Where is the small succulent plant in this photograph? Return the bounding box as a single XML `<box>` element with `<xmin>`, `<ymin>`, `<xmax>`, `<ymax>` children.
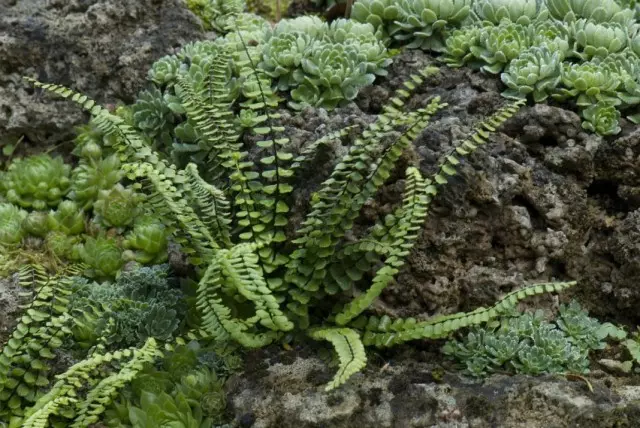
<box><xmin>392</xmin><ymin>0</ymin><xmax>473</xmax><ymax>51</ymax></box>
<box><xmin>554</xmin><ymin>61</ymin><xmax>622</xmax><ymax>107</ymax></box>
<box><xmin>70</xmin><ymin>154</ymin><xmax>124</xmax><ymax>209</ymax></box>
<box><xmin>47</xmin><ymin>200</ymin><xmax>85</xmax><ymax>235</ymax></box>
<box><xmin>132</xmin><ymin>87</ymin><xmax>177</xmax><ymax>148</ymax></box>
<box><xmin>470</xmin><ymin>21</ymin><xmax>532</xmax><ymax>74</ymax></box>
<box><xmin>443</xmin><ymin>301</ymin><xmax>610</xmax><ymax>377</ymax></box>
<box><xmin>147</xmin><ymin>55</ymin><xmax>181</xmax><ymax>87</ymax></box>
<box><xmin>78</xmin><ymin>235</ymin><xmax>124</xmax><ymax>279</ymax></box>
<box><xmin>93</xmin><ymin>184</ymin><xmax>143</xmax><ymax>229</ymax></box>
<box><xmin>546</xmin><ymin>0</ymin><xmax>635</xmax><ymax>25</ymax></box>
<box><xmin>473</xmin><ymin>0</ymin><xmax>546</xmax><ymax>25</ymax></box>
<box><xmin>573</xmin><ymin>19</ymin><xmax>629</xmax><ymax>59</ymax></box>
<box><xmin>22</xmin><ymin>211</ymin><xmax>50</xmax><ymax>238</ymax></box>
<box><xmin>442</xmin><ymin>25</ymin><xmax>481</xmax><ymax>67</ymax></box>
<box><xmin>0</xmin><ymin>203</ymin><xmax>27</xmax><ymax>246</ymax></box>
<box><xmin>350</xmin><ymin>0</ymin><xmax>401</xmax><ymax>38</ymax></box>
<box><xmin>3</xmin><ymin>154</ymin><xmax>71</xmax><ymax>210</ymax></box>
<box><xmin>581</xmin><ymin>102</ymin><xmax>622</xmax><ymax>136</ymax></box>
<box><xmin>123</xmin><ymin>218</ymin><xmax>169</xmax><ymax>265</ymax></box>
<box><xmin>501</xmin><ymin>46</ymin><xmax>562</xmax><ymax>102</ymax></box>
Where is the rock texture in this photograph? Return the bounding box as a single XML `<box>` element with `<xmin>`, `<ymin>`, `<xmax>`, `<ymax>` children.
<box><xmin>0</xmin><ymin>0</ymin><xmax>205</xmax><ymax>146</ymax></box>
<box><xmin>226</xmin><ymin>346</ymin><xmax>640</xmax><ymax>428</ymax></box>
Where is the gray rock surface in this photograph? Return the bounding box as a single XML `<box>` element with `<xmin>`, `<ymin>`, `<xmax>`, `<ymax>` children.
<box><xmin>226</xmin><ymin>347</ymin><xmax>640</xmax><ymax>428</ymax></box>
<box><xmin>0</xmin><ymin>0</ymin><xmax>204</xmax><ymax>146</ymax></box>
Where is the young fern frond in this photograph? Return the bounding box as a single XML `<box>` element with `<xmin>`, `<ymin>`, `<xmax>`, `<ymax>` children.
<box><xmin>308</xmin><ymin>327</ymin><xmax>367</xmax><ymax>391</ymax></box>
<box><xmin>174</xmin><ymin>49</ymin><xmax>240</xmax><ymax>182</ymax></box>
<box><xmin>335</xmin><ymin>167</ymin><xmax>428</xmax><ymax>325</ymax></box>
<box><xmin>69</xmin><ymin>339</ymin><xmax>162</xmax><ymax>427</ymax></box>
<box><xmin>185</xmin><ymin>163</ymin><xmax>233</xmax><ymax>248</ymax></box>
<box><xmin>24</xmin><ymin>79</ymin><xmax>163</xmax><ymax>168</ymax></box>
<box><xmin>361</xmin><ymin>281</ymin><xmax>577</xmax><ymax>347</ymax></box>
<box><xmin>21</xmin><ymin>338</ymin><xmax>162</xmax><ymax>428</ymax></box>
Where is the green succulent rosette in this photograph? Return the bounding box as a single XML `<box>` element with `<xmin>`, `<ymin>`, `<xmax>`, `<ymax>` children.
<box><xmin>581</xmin><ymin>101</ymin><xmax>622</xmax><ymax>136</ymax></box>
<box><xmin>572</xmin><ymin>19</ymin><xmax>628</xmax><ymax>60</ymax></box>
<box><xmin>78</xmin><ymin>235</ymin><xmax>124</xmax><ymax>279</ymax></box>
<box><xmin>3</xmin><ymin>154</ymin><xmax>71</xmax><ymax>210</ymax></box>
<box><xmin>470</xmin><ymin>21</ymin><xmax>532</xmax><ymax>74</ymax></box>
<box><xmin>553</xmin><ymin>61</ymin><xmax>622</xmax><ymax>106</ymax></box>
<box><xmin>392</xmin><ymin>0</ymin><xmax>473</xmax><ymax>51</ymax></box>
<box><xmin>94</xmin><ymin>184</ymin><xmax>143</xmax><ymax>229</ymax></box>
<box><xmin>70</xmin><ymin>154</ymin><xmax>124</xmax><ymax>209</ymax></box>
<box><xmin>546</xmin><ymin>0</ymin><xmax>635</xmax><ymax>25</ymax></box>
<box><xmin>47</xmin><ymin>200</ymin><xmax>85</xmax><ymax>235</ymax></box>
<box><xmin>501</xmin><ymin>46</ymin><xmax>562</xmax><ymax>102</ymax></box>
<box><xmin>350</xmin><ymin>0</ymin><xmax>401</xmax><ymax>39</ymax></box>
<box><xmin>0</xmin><ymin>203</ymin><xmax>27</xmax><ymax>246</ymax></box>
<box><xmin>442</xmin><ymin>25</ymin><xmax>481</xmax><ymax>67</ymax></box>
<box><xmin>123</xmin><ymin>218</ymin><xmax>170</xmax><ymax>265</ymax></box>
<box><xmin>473</xmin><ymin>0</ymin><xmax>547</xmax><ymax>25</ymax></box>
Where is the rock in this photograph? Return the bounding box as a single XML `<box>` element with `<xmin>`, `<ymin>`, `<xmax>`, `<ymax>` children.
<box><xmin>226</xmin><ymin>348</ymin><xmax>640</xmax><ymax>428</ymax></box>
<box><xmin>0</xmin><ymin>274</ymin><xmax>22</xmax><ymax>344</ymax></box>
<box><xmin>0</xmin><ymin>0</ymin><xmax>204</xmax><ymax>146</ymax></box>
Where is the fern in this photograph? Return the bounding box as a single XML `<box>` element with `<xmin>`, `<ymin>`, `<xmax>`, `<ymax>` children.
<box><xmin>21</xmin><ymin>338</ymin><xmax>161</xmax><ymax>428</ymax></box>
<box><xmin>25</xmin><ymin>64</ymin><xmax>574</xmax><ymax>392</ymax></box>
<box><xmin>0</xmin><ymin>265</ymin><xmax>81</xmax><ymax>424</ymax></box>
<box><xmin>308</xmin><ymin>327</ymin><xmax>367</xmax><ymax>391</ymax></box>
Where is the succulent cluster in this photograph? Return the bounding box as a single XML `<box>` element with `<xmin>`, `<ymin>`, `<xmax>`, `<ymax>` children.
<box><xmin>0</xmin><ymin>141</ymin><xmax>165</xmax><ymax>278</ymax></box>
<box><xmin>262</xmin><ymin>17</ymin><xmax>391</xmax><ymax>109</ymax></box>
<box><xmin>443</xmin><ymin>301</ymin><xmax>615</xmax><ymax>377</ymax></box>
<box><xmin>352</xmin><ymin>0</ymin><xmax>473</xmax><ymax>51</ymax></box>
<box><xmin>70</xmin><ymin>265</ymin><xmax>185</xmax><ymax>347</ymax></box>
<box><xmin>435</xmin><ymin>0</ymin><xmax>640</xmax><ymax>136</ymax></box>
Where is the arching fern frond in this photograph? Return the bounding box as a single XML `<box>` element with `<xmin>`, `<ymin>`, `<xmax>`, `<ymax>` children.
<box><xmin>21</xmin><ymin>338</ymin><xmax>161</xmax><ymax>428</ymax></box>
<box><xmin>308</xmin><ymin>327</ymin><xmax>367</xmax><ymax>391</ymax></box>
<box><xmin>335</xmin><ymin>167</ymin><xmax>428</xmax><ymax>325</ymax></box>
<box><xmin>122</xmin><ymin>162</ymin><xmax>216</xmax><ymax>264</ymax></box>
<box><xmin>185</xmin><ymin>163</ymin><xmax>233</xmax><ymax>248</ymax></box>
<box><xmin>361</xmin><ymin>281</ymin><xmax>577</xmax><ymax>347</ymax></box>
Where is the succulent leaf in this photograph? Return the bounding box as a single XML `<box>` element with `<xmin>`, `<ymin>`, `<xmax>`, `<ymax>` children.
<box><xmin>0</xmin><ymin>203</ymin><xmax>27</xmax><ymax>246</ymax></box>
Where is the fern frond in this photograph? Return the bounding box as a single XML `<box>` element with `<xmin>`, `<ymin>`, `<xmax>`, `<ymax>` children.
<box><xmin>309</xmin><ymin>327</ymin><xmax>367</xmax><ymax>391</ymax></box>
<box><xmin>361</xmin><ymin>281</ymin><xmax>577</xmax><ymax>347</ymax></box>
<box><xmin>431</xmin><ymin>99</ymin><xmax>526</xmax><ymax>186</ymax></box>
<box><xmin>185</xmin><ymin>163</ymin><xmax>233</xmax><ymax>247</ymax></box>
<box><xmin>24</xmin><ymin>79</ymin><xmax>161</xmax><ymax>167</ymax></box>
<box><xmin>69</xmin><ymin>338</ymin><xmax>162</xmax><ymax>427</ymax></box>
<box><xmin>0</xmin><ymin>266</ymin><xmax>80</xmax><ymax>422</ymax></box>
<box><xmin>335</xmin><ymin>167</ymin><xmax>428</xmax><ymax>325</ymax></box>
<box><xmin>196</xmin><ymin>249</ymin><xmax>278</xmax><ymax>348</ymax></box>
<box><xmin>123</xmin><ymin>162</ymin><xmax>216</xmax><ymax>264</ymax></box>
<box><xmin>286</xmin><ymin>97</ymin><xmax>444</xmax><ymax>298</ymax></box>
<box><xmin>22</xmin><ymin>338</ymin><xmax>161</xmax><ymax>428</ymax></box>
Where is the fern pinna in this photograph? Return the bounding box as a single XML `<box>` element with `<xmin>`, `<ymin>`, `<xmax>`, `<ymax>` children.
<box><xmin>25</xmin><ymin>67</ymin><xmax>575</xmax><ymax>391</ymax></box>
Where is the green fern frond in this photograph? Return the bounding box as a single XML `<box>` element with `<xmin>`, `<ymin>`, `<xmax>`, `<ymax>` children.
<box><xmin>309</xmin><ymin>327</ymin><xmax>367</xmax><ymax>391</ymax></box>
<box><xmin>432</xmin><ymin>99</ymin><xmax>526</xmax><ymax>186</ymax></box>
<box><xmin>21</xmin><ymin>338</ymin><xmax>161</xmax><ymax>428</ymax></box>
<box><xmin>335</xmin><ymin>167</ymin><xmax>429</xmax><ymax>325</ymax></box>
<box><xmin>185</xmin><ymin>163</ymin><xmax>233</xmax><ymax>247</ymax></box>
<box><xmin>0</xmin><ymin>265</ymin><xmax>81</xmax><ymax>422</ymax></box>
<box><xmin>69</xmin><ymin>338</ymin><xmax>162</xmax><ymax>427</ymax></box>
<box><xmin>196</xmin><ymin>249</ymin><xmax>278</xmax><ymax>347</ymax></box>
<box><xmin>286</xmin><ymin>96</ymin><xmax>444</xmax><ymax>298</ymax></box>
<box><xmin>123</xmin><ymin>162</ymin><xmax>216</xmax><ymax>264</ymax></box>
<box><xmin>361</xmin><ymin>281</ymin><xmax>577</xmax><ymax>347</ymax></box>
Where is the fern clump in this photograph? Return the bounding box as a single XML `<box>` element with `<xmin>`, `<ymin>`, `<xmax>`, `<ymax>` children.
<box><xmin>443</xmin><ymin>301</ymin><xmax>614</xmax><ymax>377</ymax></box>
<box><xmin>3</xmin><ymin>154</ymin><xmax>71</xmax><ymax>210</ymax></box>
<box><xmin>25</xmin><ymin>61</ymin><xmax>580</xmax><ymax>391</ymax></box>
<box><xmin>0</xmin><ymin>266</ymin><xmax>81</xmax><ymax>425</ymax></box>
